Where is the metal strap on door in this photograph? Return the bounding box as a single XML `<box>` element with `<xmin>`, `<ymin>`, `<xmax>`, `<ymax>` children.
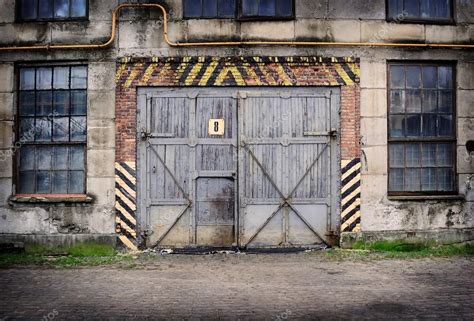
<box><xmin>241</xmin><ymin>142</ymin><xmax>330</xmax><ymax>247</ymax></box>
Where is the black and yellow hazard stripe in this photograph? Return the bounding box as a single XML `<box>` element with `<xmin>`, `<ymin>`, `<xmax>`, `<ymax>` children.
<box><xmin>341</xmin><ymin>159</ymin><xmax>361</xmax><ymax>233</ymax></box>
<box><xmin>115</xmin><ymin>162</ymin><xmax>138</xmax><ymax>251</ymax></box>
<box><xmin>116</xmin><ymin>56</ymin><xmax>360</xmax><ymax>88</ymax></box>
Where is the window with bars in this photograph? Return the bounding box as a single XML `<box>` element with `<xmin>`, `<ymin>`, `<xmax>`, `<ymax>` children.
<box><xmin>387</xmin><ymin>0</ymin><xmax>453</xmax><ymax>23</ymax></box>
<box><xmin>183</xmin><ymin>0</ymin><xmax>294</xmax><ymax>19</ymax></box>
<box><xmin>18</xmin><ymin>0</ymin><xmax>88</xmax><ymax>21</ymax></box>
<box><xmin>388</xmin><ymin>63</ymin><xmax>456</xmax><ymax>194</ymax></box>
<box><xmin>17</xmin><ymin>65</ymin><xmax>87</xmax><ymax>195</ymax></box>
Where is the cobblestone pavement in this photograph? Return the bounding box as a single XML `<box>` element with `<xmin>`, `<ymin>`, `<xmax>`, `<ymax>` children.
<box><xmin>0</xmin><ymin>254</ymin><xmax>473</xmax><ymax>320</ymax></box>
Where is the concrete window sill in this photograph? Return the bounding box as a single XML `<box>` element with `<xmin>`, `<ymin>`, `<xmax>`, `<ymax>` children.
<box><xmin>387</xmin><ymin>195</ymin><xmax>465</xmax><ymax>201</ymax></box>
<box><xmin>9</xmin><ymin>194</ymin><xmax>93</xmax><ymax>205</ymax></box>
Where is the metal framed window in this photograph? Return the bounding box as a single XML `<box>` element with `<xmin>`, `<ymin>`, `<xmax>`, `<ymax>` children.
<box><xmin>239</xmin><ymin>0</ymin><xmax>294</xmax><ymax>19</ymax></box>
<box><xmin>387</xmin><ymin>0</ymin><xmax>454</xmax><ymax>24</ymax></box>
<box><xmin>388</xmin><ymin>62</ymin><xmax>456</xmax><ymax>195</ymax></box>
<box><xmin>183</xmin><ymin>0</ymin><xmax>294</xmax><ymax>19</ymax></box>
<box><xmin>17</xmin><ymin>0</ymin><xmax>88</xmax><ymax>21</ymax></box>
<box><xmin>16</xmin><ymin>64</ymin><xmax>87</xmax><ymax>195</ymax></box>
<box><xmin>183</xmin><ymin>0</ymin><xmax>237</xmax><ymax>18</ymax></box>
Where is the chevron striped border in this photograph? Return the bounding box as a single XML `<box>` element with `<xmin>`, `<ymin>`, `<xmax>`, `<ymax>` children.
<box><xmin>115</xmin><ymin>56</ymin><xmax>360</xmax><ymax>89</ymax></box>
<box><xmin>341</xmin><ymin>159</ymin><xmax>361</xmax><ymax>233</ymax></box>
<box><xmin>115</xmin><ymin>162</ymin><xmax>138</xmax><ymax>251</ymax></box>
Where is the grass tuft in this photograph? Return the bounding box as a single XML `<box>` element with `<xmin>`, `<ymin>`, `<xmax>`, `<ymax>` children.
<box><xmin>0</xmin><ymin>242</ymin><xmax>125</xmax><ymax>268</ymax></box>
<box><xmin>25</xmin><ymin>242</ymin><xmax>116</xmax><ymax>257</ymax></box>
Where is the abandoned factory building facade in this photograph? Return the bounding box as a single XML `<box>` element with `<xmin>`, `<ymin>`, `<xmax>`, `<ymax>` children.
<box><xmin>0</xmin><ymin>0</ymin><xmax>472</xmax><ymax>250</ymax></box>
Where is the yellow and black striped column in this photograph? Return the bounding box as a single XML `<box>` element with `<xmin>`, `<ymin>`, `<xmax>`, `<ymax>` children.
<box><xmin>341</xmin><ymin>159</ymin><xmax>361</xmax><ymax>233</ymax></box>
<box><xmin>115</xmin><ymin>162</ymin><xmax>138</xmax><ymax>251</ymax></box>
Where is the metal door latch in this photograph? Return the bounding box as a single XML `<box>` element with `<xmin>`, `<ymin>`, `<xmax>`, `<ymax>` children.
<box><xmin>140</xmin><ymin>127</ymin><xmax>150</xmax><ymax>140</ymax></box>
<box><xmin>329</xmin><ymin>128</ymin><xmax>338</xmax><ymax>137</ymax></box>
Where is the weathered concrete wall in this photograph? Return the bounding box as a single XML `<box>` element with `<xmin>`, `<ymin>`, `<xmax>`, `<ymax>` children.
<box><xmin>0</xmin><ymin>61</ymin><xmax>117</xmax><ymax>246</ymax></box>
<box><xmin>0</xmin><ymin>0</ymin><xmax>472</xmax><ymax>247</ymax></box>
<box><xmin>359</xmin><ymin>59</ymin><xmax>474</xmax><ymax>233</ymax></box>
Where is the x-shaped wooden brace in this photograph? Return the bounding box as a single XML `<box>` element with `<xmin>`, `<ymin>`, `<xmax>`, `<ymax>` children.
<box><xmin>149</xmin><ymin>144</ymin><xmax>193</xmax><ymax>248</ymax></box>
<box><xmin>243</xmin><ymin>143</ymin><xmax>329</xmax><ymax>247</ymax></box>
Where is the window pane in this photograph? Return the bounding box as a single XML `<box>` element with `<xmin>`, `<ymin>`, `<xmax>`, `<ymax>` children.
<box><xmin>36</xmin><ymin>68</ymin><xmax>52</xmax><ymax>90</ymax></box>
<box><xmin>422</xmin><ymin>66</ymin><xmax>437</xmax><ymax>88</ymax></box>
<box><xmin>406</xmin><ymin>66</ymin><xmax>421</xmax><ymax>89</ymax></box>
<box><xmin>38</xmin><ymin>0</ymin><xmax>53</xmax><ymax>18</ymax></box>
<box><xmin>435</xmin><ymin>0</ymin><xmax>449</xmax><ymax>17</ymax></box>
<box><xmin>406</xmin><ymin>144</ymin><xmax>421</xmax><ymax>167</ymax></box>
<box><xmin>390</xmin><ymin>90</ymin><xmax>405</xmax><ymax>113</ymax></box>
<box><xmin>53</xmin><ymin>91</ymin><xmax>70</xmax><ymax>115</ymax></box>
<box><xmin>53</xmin><ymin>67</ymin><xmax>69</xmax><ymax>89</ymax></box>
<box><xmin>438</xmin><ymin>66</ymin><xmax>452</xmax><ymax>89</ymax></box>
<box><xmin>35</xmin><ymin>117</ymin><xmax>52</xmax><ymax>141</ymax></box>
<box><xmin>422</xmin><ymin>114</ymin><xmax>437</xmax><ymax>137</ymax></box>
<box><xmin>389</xmin><ymin>115</ymin><xmax>405</xmax><ymax>137</ymax></box>
<box><xmin>184</xmin><ymin>0</ymin><xmax>201</xmax><ymax>17</ymax></box>
<box><xmin>389</xmin><ymin>144</ymin><xmax>404</xmax><ymax>168</ymax></box>
<box><xmin>437</xmin><ymin>168</ymin><xmax>453</xmax><ymax>191</ymax></box>
<box><xmin>19</xmin><ymin>92</ymin><xmax>36</xmax><ymax>116</ymax></box>
<box><xmin>36</xmin><ymin>91</ymin><xmax>53</xmax><ymax>116</ymax></box>
<box><xmin>405</xmin><ymin>168</ymin><xmax>421</xmax><ymax>191</ymax></box>
<box><xmin>19</xmin><ymin>171</ymin><xmax>36</xmax><ymax>193</ymax></box>
<box><xmin>388</xmin><ymin>0</ymin><xmax>403</xmax><ymax>18</ymax></box>
<box><xmin>36</xmin><ymin>171</ymin><xmax>51</xmax><ymax>193</ymax></box>
<box><xmin>438</xmin><ymin>115</ymin><xmax>453</xmax><ymax>136</ymax></box>
<box><xmin>390</xmin><ymin>66</ymin><xmax>405</xmax><ymax>88</ymax></box>
<box><xmin>260</xmin><ymin>0</ymin><xmax>276</xmax><ymax>16</ymax></box>
<box><xmin>422</xmin><ymin>144</ymin><xmax>436</xmax><ymax>167</ymax></box>
<box><xmin>276</xmin><ymin>0</ymin><xmax>293</xmax><ymax>16</ymax></box>
<box><xmin>53</xmin><ymin>146</ymin><xmax>68</xmax><ymax>170</ymax></box>
<box><xmin>52</xmin><ymin>171</ymin><xmax>68</xmax><ymax>193</ymax></box>
<box><xmin>242</xmin><ymin>0</ymin><xmax>259</xmax><ymax>15</ymax></box>
<box><xmin>20</xmin><ymin>118</ymin><xmax>35</xmax><ymax>141</ymax></box>
<box><xmin>21</xmin><ymin>0</ymin><xmax>38</xmax><ymax>19</ymax></box>
<box><xmin>202</xmin><ymin>0</ymin><xmax>217</xmax><ymax>16</ymax></box>
<box><xmin>422</xmin><ymin>90</ymin><xmax>437</xmax><ymax>113</ymax></box>
<box><xmin>70</xmin><ymin>116</ymin><xmax>86</xmax><ymax>141</ymax></box>
<box><xmin>420</xmin><ymin>0</ymin><xmax>436</xmax><ymax>18</ymax></box>
<box><xmin>70</xmin><ymin>146</ymin><xmax>85</xmax><ymax>170</ymax></box>
<box><xmin>53</xmin><ymin>117</ymin><xmax>70</xmax><ymax>142</ymax></box>
<box><xmin>36</xmin><ymin>146</ymin><xmax>52</xmax><ymax>170</ymax></box>
<box><xmin>437</xmin><ymin>143</ymin><xmax>453</xmax><ymax>166</ymax></box>
<box><xmin>404</xmin><ymin>0</ymin><xmax>420</xmax><ymax>17</ymax></box>
<box><xmin>20</xmin><ymin>68</ymin><xmax>35</xmax><ymax>90</ymax></box>
<box><xmin>69</xmin><ymin>171</ymin><xmax>85</xmax><ymax>193</ymax></box>
<box><xmin>70</xmin><ymin>0</ymin><xmax>86</xmax><ymax>17</ymax></box>
<box><xmin>54</xmin><ymin>0</ymin><xmax>69</xmax><ymax>18</ymax></box>
<box><xmin>438</xmin><ymin>91</ymin><xmax>453</xmax><ymax>113</ymax></box>
<box><xmin>71</xmin><ymin>90</ymin><xmax>87</xmax><ymax>115</ymax></box>
<box><xmin>20</xmin><ymin>146</ymin><xmax>35</xmax><ymax>171</ymax></box>
<box><xmin>218</xmin><ymin>0</ymin><xmax>236</xmax><ymax>17</ymax></box>
<box><xmin>421</xmin><ymin>168</ymin><xmax>437</xmax><ymax>191</ymax></box>
<box><xmin>389</xmin><ymin>168</ymin><xmax>404</xmax><ymax>191</ymax></box>
<box><xmin>406</xmin><ymin>114</ymin><xmax>421</xmax><ymax>136</ymax></box>
<box><xmin>71</xmin><ymin>66</ymin><xmax>87</xmax><ymax>89</ymax></box>
<box><xmin>405</xmin><ymin>90</ymin><xmax>421</xmax><ymax>113</ymax></box>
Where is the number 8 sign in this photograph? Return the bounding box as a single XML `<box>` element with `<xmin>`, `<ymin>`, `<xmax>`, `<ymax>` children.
<box><xmin>208</xmin><ymin>119</ymin><xmax>225</xmax><ymax>136</ymax></box>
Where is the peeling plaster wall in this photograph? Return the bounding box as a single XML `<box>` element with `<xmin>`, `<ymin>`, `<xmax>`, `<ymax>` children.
<box><xmin>0</xmin><ymin>0</ymin><xmax>473</xmax><ymax>245</ymax></box>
